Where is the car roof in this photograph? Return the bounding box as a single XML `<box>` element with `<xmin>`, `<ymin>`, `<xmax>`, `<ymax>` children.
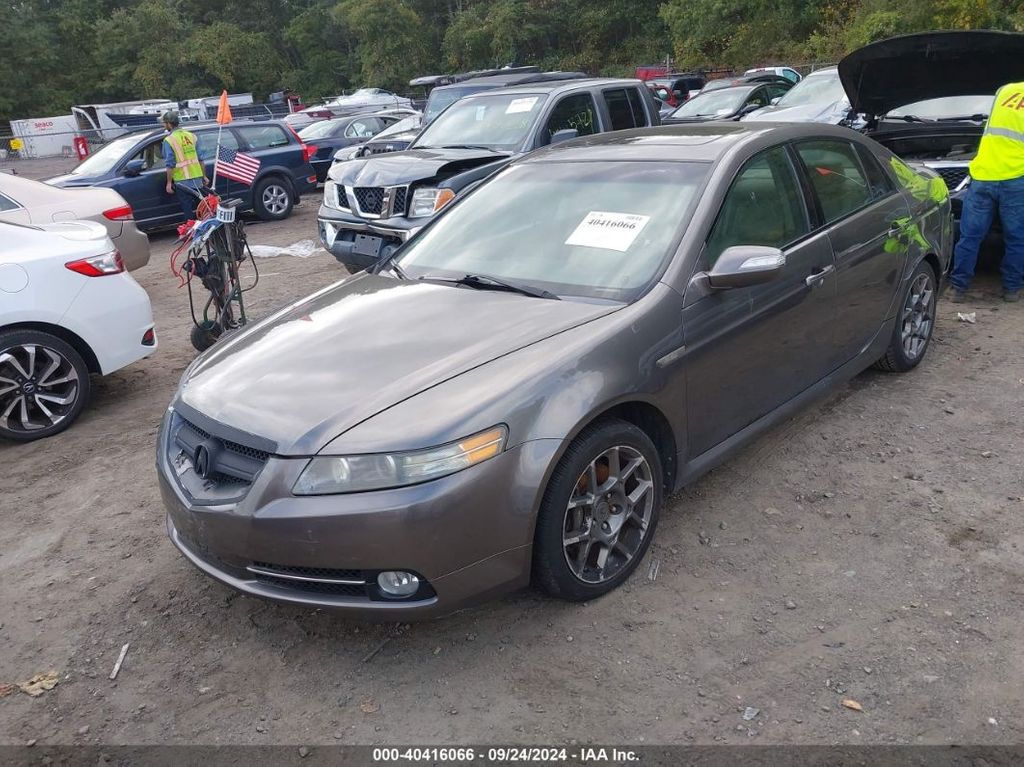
<box><xmin>462</xmin><ymin>77</ymin><xmax>644</xmax><ymax>98</ymax></box>
<box><xmin>519</xmin><ymin>122</ymin><xmax>865</xmax><ymax>164</ymax></box>
<box><xmin>126</xmin><ymin>118</ymin><xmax>293</xmax><ymax>141</ymax></box>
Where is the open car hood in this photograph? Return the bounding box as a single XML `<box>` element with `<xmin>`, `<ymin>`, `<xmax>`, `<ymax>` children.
<box><xmin>839</xmin><ymin>31</ymin><xmax>1024</xmax><ymax>118</ymax></box>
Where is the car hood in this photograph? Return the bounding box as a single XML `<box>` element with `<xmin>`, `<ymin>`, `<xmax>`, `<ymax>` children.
<box><xmin>741</xmin><ymin>100</ymin><xmax>847</xmax><ymax>123</ymax></box>
<box><xmin>328</xmin><ymin>146</ymin><xmax>511</xmax><ymax>187</ymax></box>
<box><xmin>839</xmin><ymin>30</ymin><xmax>1024</xmax><ymax>118</ymax></box>
<box><xmin>177</xmin><ymin>273</ymin><xmax>618</xmax><ymax>455</ymax></box>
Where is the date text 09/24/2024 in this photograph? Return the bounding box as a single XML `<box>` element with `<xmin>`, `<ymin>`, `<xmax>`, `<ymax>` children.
<box><xmin>372</xmin><ymin>747</ymin><xmax>640</xmax><ymax>763</ymax></box>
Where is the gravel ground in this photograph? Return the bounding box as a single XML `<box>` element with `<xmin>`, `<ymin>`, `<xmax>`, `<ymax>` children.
<box><xmin>1</xmin><ymin>158</ymin><xmax>1022</xmax><ymax>747</ymax></box>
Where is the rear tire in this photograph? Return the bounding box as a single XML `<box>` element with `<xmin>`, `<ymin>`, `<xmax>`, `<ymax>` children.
<box><xmin>253</xmin><ymin>176</ymin><xmax>294</xmax><ymax>221</ymax></box>
<box><xmin>874</xmin><ymin>260</ymin><xmax>937</xmax><ymax>372</ymax></box>
<box><xmin>0</xmin><ymin>329</ymin><xmax>91</xmax><ymax>442</ymax></box>
<box><xmin>532</xmin><ymin>419</ymin><xmax>663</xmax><ymax>602</ymax></box>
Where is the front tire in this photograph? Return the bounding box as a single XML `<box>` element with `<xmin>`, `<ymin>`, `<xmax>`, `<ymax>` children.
<box><xmin>874</xmin><ymin>260</ymin><xmax>937</xmax><ymax>372</ymax></box>
<box><xmin>0</xmin><ymin>329</ymin><xmax>91</xmax><ymax>442</ymax></box>
<box><xmin>253</xmin><ymin>176</ymin><xmax>294</xmax><ymax>221</ymax></box>
<box><xmin>533</xmin><ymin>419</ymin><xmax>663</xmax><ymax>601</ymax></box>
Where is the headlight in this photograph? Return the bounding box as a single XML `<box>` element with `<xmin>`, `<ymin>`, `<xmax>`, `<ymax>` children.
<box><xmin>293</xmin><ymin>425</ymin><xmax>507</xmax><ymax>495</ymax></box>
<box><xmin>323</xmin><ymin>181</ymin><xmax>347</xmax><ymax>210</ymax></box>
<box><xmin>409</xmin><ymin>187</ymin><xmax>456</xmax><ymax>218</ymax></box>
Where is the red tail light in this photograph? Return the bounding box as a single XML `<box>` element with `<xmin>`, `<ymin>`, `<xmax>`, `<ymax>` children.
<box><xmin>102</xmin><ymin>204</ymin><xmax>134</xmax><ymax>221</ymax></box>
<box><xmin>65</xmin><ymin>250</ymin><xmax>125</xmax><ymax>277</ymax></box>
<box><xmin>302</xmin><ymin>144</ymin><xmax>317</xmax><ymax>163</ymax></box>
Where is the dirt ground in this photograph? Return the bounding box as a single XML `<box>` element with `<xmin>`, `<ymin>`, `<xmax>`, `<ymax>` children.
<box><xmin>1</xmin><ymin>158</ymin><xmax>1023</xmax><ymax>748</ymax></box>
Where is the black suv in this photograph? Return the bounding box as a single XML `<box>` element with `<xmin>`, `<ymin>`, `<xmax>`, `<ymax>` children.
<box><xmin>319</xmin><ymin>77</ymin><xmax>660</xmax><ymax>270</ymax></box>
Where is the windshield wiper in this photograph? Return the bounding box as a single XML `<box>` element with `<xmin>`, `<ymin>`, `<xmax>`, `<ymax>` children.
<box><xmin>419</xmin><ymin>272</ymin><xmax>559</xmax><ymax>300</ymax></box>
<box><xmin>439</xmin><ymin>144</ymin><xmax>502</xmax><ymax>151</ymax></box>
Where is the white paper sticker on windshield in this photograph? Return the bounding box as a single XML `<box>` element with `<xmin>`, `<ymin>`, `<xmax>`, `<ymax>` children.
<box><xmin>565</xmin><ymin>211</ymin><xmax>651</xmax><ymax>252</ymax></box>
<box><xmin>505</xmin><ymin>97</ymin><xmax>539</xmax><ymax>114</ymax></box>
<box><xmin>475</xmin><ymin>106</ymin><xmax>487</xmax><ymax>121</ymax></box>
<box><xmin>716</xmin><ymin>108</ymin><xmax>733</xmax><ymax>115</ymax></box>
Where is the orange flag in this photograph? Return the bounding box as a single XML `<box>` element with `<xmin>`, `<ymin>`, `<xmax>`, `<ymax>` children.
<box><xmin>216</xmin><ymin>90</ymin><xmax>233</xmax><ymax>124</ymax></box>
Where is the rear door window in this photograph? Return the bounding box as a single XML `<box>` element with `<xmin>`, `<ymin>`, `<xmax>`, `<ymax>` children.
<box><xmin>794</xmin><ymin>140</ymin><xmax>874</xmax><ymax>223</ymax></box>
<box><xmin>545</xmin><ymin>93</ymin><xmax>599</xmax><ymax>141</ymax></box>
<box><xmin>603</xmin><ymin>88</ymin><xmax>646</xmax><ymax>130</ymax></box>
<box><xmin>236</xmin><ymin>125</ymin><xmax>290</xmax><ymax>150</ymax></box>
<box><xmin>0</xmin><ymin>192</ymin><xmax>21</xmax><ymax>211</ymax></box>
<box><xmin>196</xmin><ymin>130</ymin><xmax>239</xmax><ymax>161</ymax></box>
<box><xmin>855</xmin><ymin>144</ymin><xmax>895</xmax><ymax>200</ymax></box>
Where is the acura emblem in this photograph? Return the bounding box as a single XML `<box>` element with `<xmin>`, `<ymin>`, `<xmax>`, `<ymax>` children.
<box><xmin>193</xmin><ymin>444</ymin><xmax>214</xmax><ymax>480</ymax></box>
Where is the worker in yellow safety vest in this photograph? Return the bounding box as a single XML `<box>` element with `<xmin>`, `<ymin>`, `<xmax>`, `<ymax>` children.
<box><xmin>161</xmin><ymin>111</ymin><xmax>208</xmax><ymax>219</ymax></box>
<box><xmin>950</xmin><ymin>82</ymin><xmax>1024</xmax><ymax>303</ymax></box>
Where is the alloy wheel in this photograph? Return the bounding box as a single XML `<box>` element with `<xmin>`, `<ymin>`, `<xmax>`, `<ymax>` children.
<box><xmin>901</xmin><ymin>272</ymin><xmax>934</xmax><ymax>361</ymax></box>
<box><xmin>0</xmin><ymin>344</ymin><xmax>80</xmax><ymax>435</ymax></box>
<box><xmin>562</xmin><ymin>445</ymin><xmax>655</xmax><ymax>584</ymax></box>
<box><xmin>262</xmin><ymin>184</ymin><xmax>289</xmax><ymax>215</ymax></box>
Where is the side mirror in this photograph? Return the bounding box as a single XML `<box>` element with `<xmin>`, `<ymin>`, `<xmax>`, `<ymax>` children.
<box><xmin>550</xmin><ymin>128</ymin><xmax>579</xmax><ymax>146</ymax></box>
<box><xmin>122</xmin><ymin>159</ymin><xmax>145</xmax><ymax>177</ymax></box>
<box><xmin>708</xmin><ymin>246</ymin><xmax>785</xmax><ymax>289</ymax></box>
<box><xmin>740</xmin><ymin>103</ymin><xmax>763</xmax><ymax>116</ymax></box>
<box><xmin>770</xmin><ymin>96</ymin><xmax>782</xmax><ymax>105</ymax></box>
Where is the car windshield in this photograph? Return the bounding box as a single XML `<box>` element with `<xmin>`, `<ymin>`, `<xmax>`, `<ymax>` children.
<box><xmin>886</xmin><ymin>95</ymin><xmax>993</xmax><ymax>120</ymax></box>
<box><xmin>423</xmin><ymin>85</ymin><xmax>492</xmax><ymax>123</ymax></box>
<box><xmin>671</xmin><ymin>88</ymin><xmax>751</xmax><ymax>118</ymax></box>
<box><xmin>775</xmin><ymin>70</ymin><xmax>844</xmax><ymax>107</ymax></box>
<box><xmin>414</xmin><ymin>92</ymin><xmax>547</xmax><ymax>151</ymax></box>
<box><xmin>68</xmin><ymin>134</ymin><xmax>144</xmax><ymax>176</ymax></box>
<box><xmin>374</xmin><ymin>116</ymin><xmax>419</xmax><ymax>139</ymax></box>
<box><xmin>394</xmin><ymin>161</ymin><xmax>710</xmax><ymax>301</ymax></box>
<box><xmin>299</xmin><ymin>120</ymin><xmax>343</xmax><ymax>140</ymax></box>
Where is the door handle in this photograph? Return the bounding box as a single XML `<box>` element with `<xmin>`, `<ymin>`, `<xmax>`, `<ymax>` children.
<box><xmin>887</xmin><ymin>220</ymin><xmax>905</xmax><ymax>237</ymax></box>
<box><xmin>805</xmin><ymin>265</ymin><xmax>835</xmax><ymax>288</ymax></box>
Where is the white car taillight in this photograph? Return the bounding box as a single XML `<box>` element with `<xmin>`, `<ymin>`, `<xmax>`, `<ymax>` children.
<box><xmin>65</xmin><ymin>250</ymin><xmax>125</xmax><ymax>277</ymax></box>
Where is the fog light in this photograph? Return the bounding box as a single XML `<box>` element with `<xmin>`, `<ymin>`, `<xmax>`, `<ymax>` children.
<box><xmin>377</xmin><ymin>571</ymin><xmax>419</xmax><ymax>598</ymax></box>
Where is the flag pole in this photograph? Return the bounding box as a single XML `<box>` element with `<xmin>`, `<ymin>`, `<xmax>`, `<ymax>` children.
<box><xmin>211</xmin><ymin>89</ymin><xmax>232</xmax><ymax>194</ymax></box>
<box><xmin>211</xmin><ymin>122</ymin><xmax>223</xmax><ymax>193</ymax></box>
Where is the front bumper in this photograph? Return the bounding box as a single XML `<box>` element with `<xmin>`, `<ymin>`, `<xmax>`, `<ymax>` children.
<box><xmin>157</xmin><ymin>407</ymin><xmax>561</xmax><ymax>619</ymax></box>
<box><xmin>317</xmin><ymin>204</ymin><xmax>420</xmax><ymax>271</ymax></box>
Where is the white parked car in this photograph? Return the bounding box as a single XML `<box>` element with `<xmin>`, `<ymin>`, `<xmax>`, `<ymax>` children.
<box><xmin>285</xmin><ymin>89</ymin><xmax>414</xmax><ymax>130</ymax></box>
<box><xmin>0</xmin><ymin>220</ymin><xmax>156</xmax><ymax>441</ymax></box>
<box><xmin>0</xmin><ymin>171</ymin><xmax>151</xmax><ymax>271</ymax></box>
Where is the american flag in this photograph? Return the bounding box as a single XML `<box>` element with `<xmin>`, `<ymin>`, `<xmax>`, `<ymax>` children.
<box><xmin>215</xmin><ymin>146</ymin><xmax>261</xmax><ymax>186</ymax></box>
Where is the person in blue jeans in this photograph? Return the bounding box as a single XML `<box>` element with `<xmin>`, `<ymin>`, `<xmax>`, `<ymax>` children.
<box><xmin>950</xmin><ymin>82</ymin><xmax>1024</xmax><ymax>303</ymax></box>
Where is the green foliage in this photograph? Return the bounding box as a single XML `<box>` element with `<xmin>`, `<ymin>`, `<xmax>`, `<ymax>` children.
<box><xmin>2</xmin><ymin>0</ymin><xmax>1023</xmax><ymax>121</ymax></box>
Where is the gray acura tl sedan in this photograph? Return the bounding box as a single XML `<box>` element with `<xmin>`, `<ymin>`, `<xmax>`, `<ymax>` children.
<box><xmin>158</xmin><ymin>123</ymin><xmax>951</xmax><ymax>619</ymax></box>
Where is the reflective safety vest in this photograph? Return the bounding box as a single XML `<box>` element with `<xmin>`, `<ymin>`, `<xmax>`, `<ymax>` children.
<box><xmin>969</xmin><ymin>82</ymin><xmax>1024</xmax><ymax>182</ymax></box>
<box><xmin>164</xmin><ymin>128</ymin><xmax>203</xmax><ymax>182</ymax></box>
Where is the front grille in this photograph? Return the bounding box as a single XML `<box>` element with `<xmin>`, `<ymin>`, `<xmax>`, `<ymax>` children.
<box><xmin>393</xmin><ymin>187</ymin><xmax>408</xmax><ymax>217</ymax></box>
<box><xmin>251</xmin><ymin>562</ymin><xmax>361</xmax><ymax>581</ymax></box>
<box><xmin>354</xmin><ymin>187</ymin><xmax>384</xmax><ymax>215</ymax></box>
<box><xmin>935</xmin><ymin>166</ymin><xmax>968</xmax><ymax>189</ymax></box>
<box><xmin>170</xmin><ymin>416</ymin><xmax>270</xmax><ymax>499</ymax></box>
<box><xmin>179</xmin><ymin>418</ymin><xmax>269</xmax><ymax>464</ymax></box>
<box><xmin>336</xmin><ymin>184</ymin><xmax>350</xmax><ymax>210</ymax></box>
<box><xmin>367</xmin><ymin>141</ymin><xmax>409</xmax><ymax>155</ymax></box>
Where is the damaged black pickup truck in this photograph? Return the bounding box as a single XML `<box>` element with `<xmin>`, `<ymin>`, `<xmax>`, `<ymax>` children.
<box><xmin>839</xmin><ymin>29</ymin><xmax>1024</xmax><ymax>233</ymax></box>
<box><xmin>318</xmin><ymin>75</ymin><xmax>660</xmax><ymax>271</ymax></box>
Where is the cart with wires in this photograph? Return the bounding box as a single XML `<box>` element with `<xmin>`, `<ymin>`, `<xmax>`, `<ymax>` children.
<box><xmin>171</xmin><ymin>187</ymin><xmax>260</xmax><ymax>352</ymax></box>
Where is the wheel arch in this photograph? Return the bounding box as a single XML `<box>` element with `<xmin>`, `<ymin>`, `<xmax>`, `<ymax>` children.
<box><xmin>0</xmin><ymin>321</ymin><xmax>100</xmax><ymax>374</ymax></box>
<box><xmin>542</xmin><ymin>398</ymin><xmax>679</xmax><ymax>499</ymax></box>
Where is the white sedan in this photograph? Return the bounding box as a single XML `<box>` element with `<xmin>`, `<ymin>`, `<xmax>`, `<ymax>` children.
<box><xmin>0</xmin><ymin>220</ymin><xmax>156</xmax><ymax>441</ymax></box>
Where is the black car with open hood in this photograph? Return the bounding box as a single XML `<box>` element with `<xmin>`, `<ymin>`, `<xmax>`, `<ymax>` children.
<box><xmin>317</xmin><ymin>76</ymin><xmax>660</xmax><ymax>271</ymax></box>
<box><xmin>839</xmin><ymin>31</ymin><xmax>1024</xmax><ymax>195</ymax></box>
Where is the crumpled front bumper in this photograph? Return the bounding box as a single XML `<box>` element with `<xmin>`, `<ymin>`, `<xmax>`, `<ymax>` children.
<box><xmin>318</xmin><ymin>204</ymin><xmax>420</xmax><ymax>271</ymax></box>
